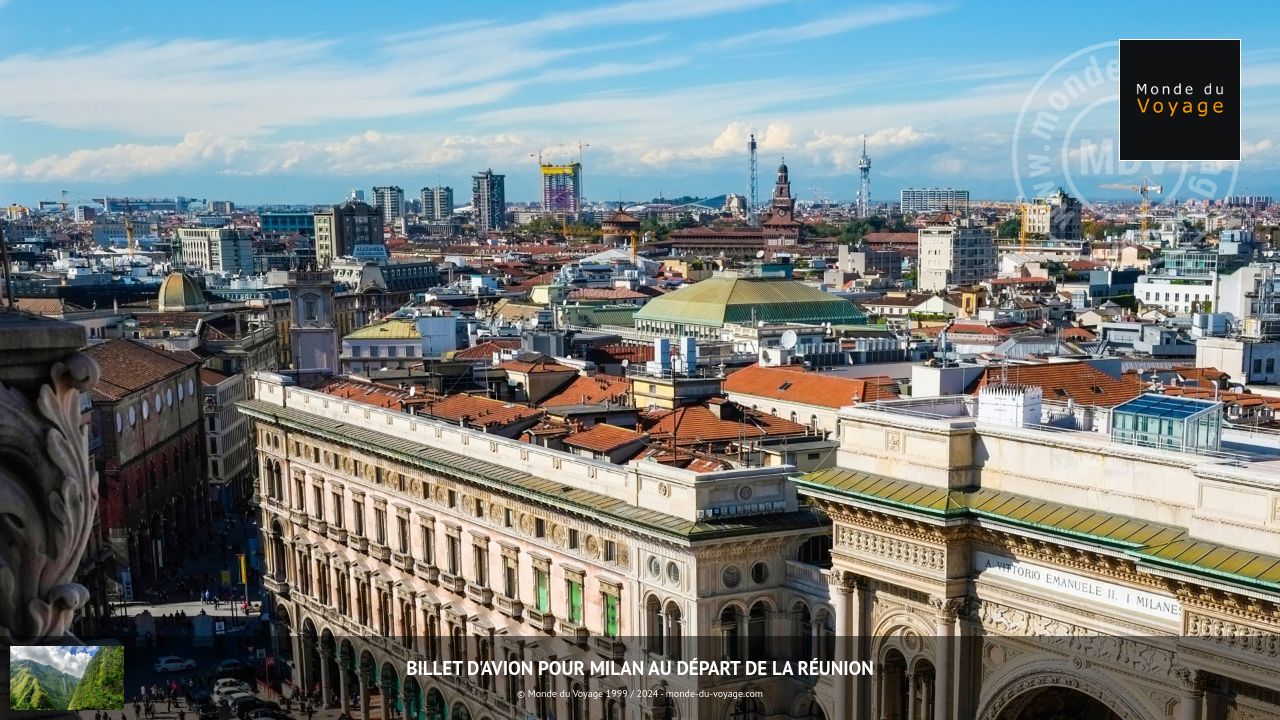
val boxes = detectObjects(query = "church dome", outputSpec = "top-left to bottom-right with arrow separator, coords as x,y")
158,272 -> 206,312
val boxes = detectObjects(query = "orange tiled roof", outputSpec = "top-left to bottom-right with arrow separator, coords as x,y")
585,343 -> 655,367
419,393 -> 542,428
563,423 -> 648,453
968,361 -> 1143,407
723,364 -> 899,409
1058,327 -> 1097,341
200,368 -> 230,387
453,339 -> 522,361
641,404 -> 809,445
83,338 -> 201,401
539,374 -> 633,408
320,379 -> 411,409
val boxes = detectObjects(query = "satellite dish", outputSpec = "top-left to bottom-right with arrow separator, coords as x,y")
780,329 -> 799,350
755,249 -> 766,259
621,359 -> 630,368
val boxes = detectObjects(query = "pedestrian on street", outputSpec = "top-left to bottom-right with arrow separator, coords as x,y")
307,703 -> 315,720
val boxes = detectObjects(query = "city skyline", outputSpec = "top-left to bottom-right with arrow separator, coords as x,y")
1,0 -> 1279,205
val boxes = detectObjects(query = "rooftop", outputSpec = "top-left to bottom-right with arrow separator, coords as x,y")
83,338 -> 201,401
343,318 -> 421,341
633,274 -> 866,328
722,364 -> 899,409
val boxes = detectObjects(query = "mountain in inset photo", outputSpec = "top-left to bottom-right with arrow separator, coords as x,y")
9,658 -> 80,710
66,646 -> 125,710
9,645 -> 125,711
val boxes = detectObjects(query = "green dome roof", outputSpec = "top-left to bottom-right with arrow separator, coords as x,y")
158,272 -> 206,312
634,274 -> 865,328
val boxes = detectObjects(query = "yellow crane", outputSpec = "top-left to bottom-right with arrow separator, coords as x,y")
1099,177 -> 1162,241
1019,202 -> 1029,252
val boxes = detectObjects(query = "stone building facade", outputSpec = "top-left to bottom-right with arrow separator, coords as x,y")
797,389 -> 1280,720
242,372 -> 839,720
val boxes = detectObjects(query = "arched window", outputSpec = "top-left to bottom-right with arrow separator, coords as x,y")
569,683 -> 585,720
793,602 -> 813,662
748,602 -> 768,661
790,411 -> 798,423
664,601 -> 683,660
720,606 -> 742,662
646,596 -> 664,654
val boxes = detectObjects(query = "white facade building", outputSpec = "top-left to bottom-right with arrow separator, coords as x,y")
917,216 -> 997,291
177,226 -> 254,275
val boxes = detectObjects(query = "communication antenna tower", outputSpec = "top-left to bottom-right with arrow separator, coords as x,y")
748,132 -> 759,227
857,134 -> 872,218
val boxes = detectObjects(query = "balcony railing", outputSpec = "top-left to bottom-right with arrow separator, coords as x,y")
466,583 -> 494,607
592,636 -> 625,662
524,608 -> 556,633
370,542 -> 392,563
558,619 -> 589,646
785,560 -> 830,596
439,572 -> 466,595
327,526 -> 348,543
495,595 -> 523,620
416,562 -> 439,583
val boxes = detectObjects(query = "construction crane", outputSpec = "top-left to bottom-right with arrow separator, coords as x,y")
1099,177 -> 1162,241
1019,202 -> 1029,252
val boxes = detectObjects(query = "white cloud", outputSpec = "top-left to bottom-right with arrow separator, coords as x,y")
10,645 -> 100,679
712,3 -> 948,49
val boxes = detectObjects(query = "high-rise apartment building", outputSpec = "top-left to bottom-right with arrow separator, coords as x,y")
372,186 -> 405,226
540,163 -> 582,215
472,169 -> 506,234
1022,188 -> 1082,243
176,226 -> 254,274
900,188 -> 970,214
314,200 -> 383,267
917,214 -> 997,291
421,186 -> 454,221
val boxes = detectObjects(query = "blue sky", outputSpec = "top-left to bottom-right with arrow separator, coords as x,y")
11,645 -> 100,678
1,0 -> 1278,206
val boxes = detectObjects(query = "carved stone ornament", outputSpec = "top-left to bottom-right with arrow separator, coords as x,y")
0,312 -> 101,641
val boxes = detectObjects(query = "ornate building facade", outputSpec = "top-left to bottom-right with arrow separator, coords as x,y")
798,386 -> 1280,720
242,372 -> 839,720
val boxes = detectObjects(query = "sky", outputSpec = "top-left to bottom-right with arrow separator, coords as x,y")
1,0 -> 1279,206
11,645 -> 99,678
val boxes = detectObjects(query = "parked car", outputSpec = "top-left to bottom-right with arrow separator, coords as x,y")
194,696 -> 219,720
214,688 -> 255,706
214,678 -> 251,693
232,696 -> 278,720
154,656 -> 197,673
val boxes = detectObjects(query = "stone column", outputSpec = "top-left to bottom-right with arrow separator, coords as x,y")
929,596 -> 961,720
1176,667 -> 1204,720
319,641 -> 331,710
905,670 -> 918,720
0,311 -> 100,716
825,570 -> 854,720
358,668 -> 371,720
338,655 -> 350,715
290,623 -> 306,695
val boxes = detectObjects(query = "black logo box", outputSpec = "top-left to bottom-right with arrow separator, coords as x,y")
1119,39 -> 1240,162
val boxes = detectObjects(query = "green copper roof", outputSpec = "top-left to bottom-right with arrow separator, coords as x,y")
798,467 -> 1280,594
239,399 -> 822,543
343,318 -> 421,340
634,275 -> 866,328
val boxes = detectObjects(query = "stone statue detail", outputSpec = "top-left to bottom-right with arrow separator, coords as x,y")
0,351 -> 100,640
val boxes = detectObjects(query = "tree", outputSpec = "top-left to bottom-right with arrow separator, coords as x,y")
996,218 -> 1021,239
67,646 -> 126,711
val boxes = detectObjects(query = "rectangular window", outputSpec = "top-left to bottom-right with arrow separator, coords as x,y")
332,492 -> 344,528
421,525 -> 435,565
397,516 -> 409,553
474,498 -> 484,518
535,568 -> 550,613
313,486 -> 324,521
604,594 -> 620,638
604,541 -> 616,562
447,535 -> 460,574
568,529 -> 579,550
504,509 -> 513,528
374,508 -> 387,545
567,580 -> 583,624
473,545 -> 488,586
352,501 -> 364,535
535,518 -> 545,538
447,490 -> 457,508
504,556 -> 518,599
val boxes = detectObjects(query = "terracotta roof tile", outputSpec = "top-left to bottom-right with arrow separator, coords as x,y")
413,393 -> 543,428
452,339 -> 522,361
83,338 -> 201,401
497,356 -> 576,374
563,423 -> 648,453
320,379 -> 411,409
640,404 -> 810,445
968,361 -> 1143,407
539,374 -> 633,408
723,364 -> 899,409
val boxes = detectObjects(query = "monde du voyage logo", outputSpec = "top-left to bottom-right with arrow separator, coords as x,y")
1120,39 -> 1241,161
